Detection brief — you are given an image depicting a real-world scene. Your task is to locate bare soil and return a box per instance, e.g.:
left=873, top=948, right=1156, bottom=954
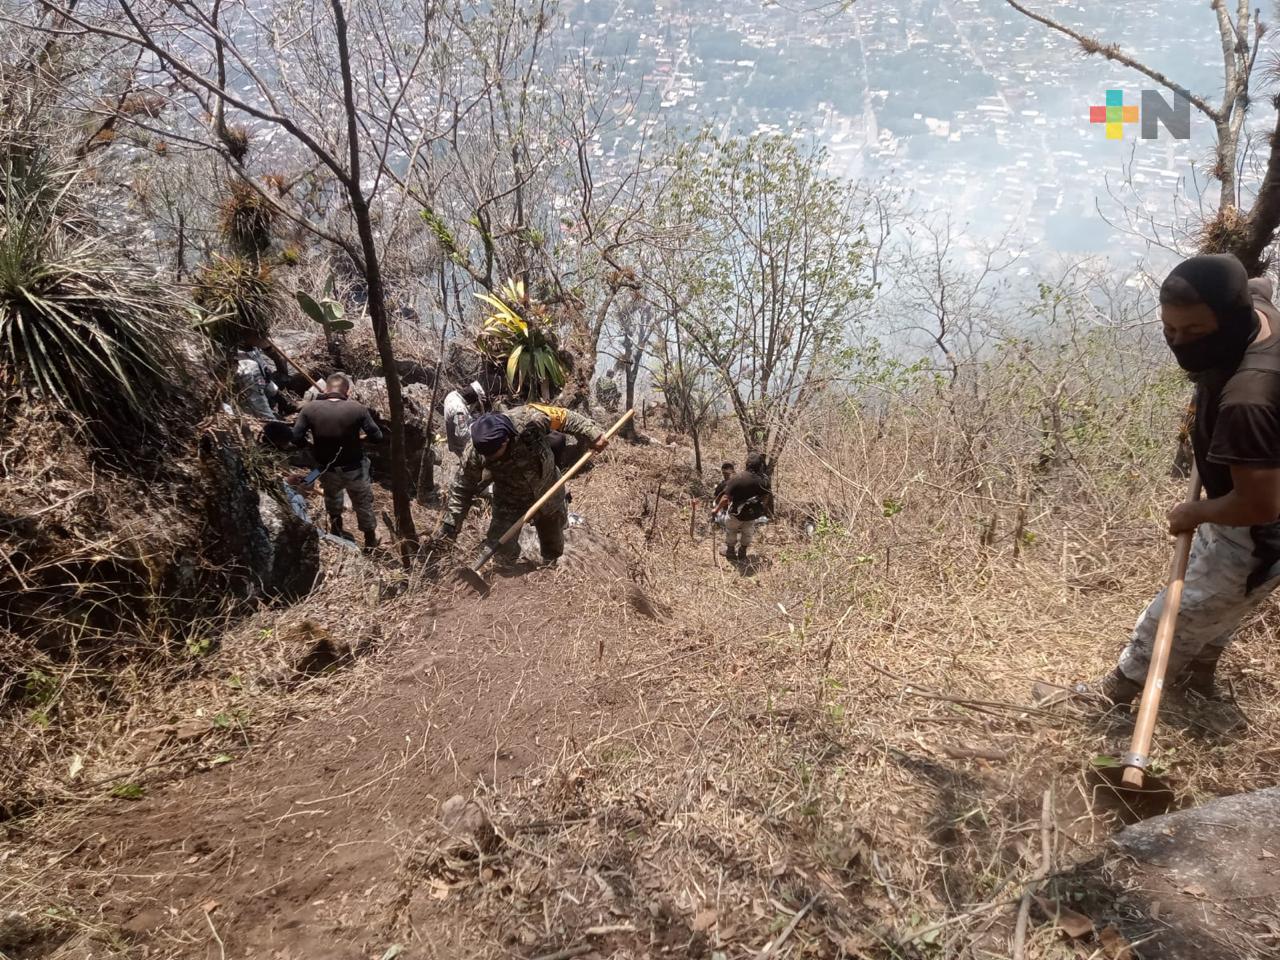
left=5, top=439, right=1280, bottom=960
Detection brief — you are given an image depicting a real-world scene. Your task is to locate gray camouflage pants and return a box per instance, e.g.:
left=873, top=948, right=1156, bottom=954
left=487, top=496, right=568, bottom=563
left=723, top=516, right=757, bottom=554
left=1117, top=522, right=1280, bottom=683
left=320, top=459, right=377, bottom=533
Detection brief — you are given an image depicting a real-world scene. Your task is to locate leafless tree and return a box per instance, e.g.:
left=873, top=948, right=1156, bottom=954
left=888, top=214, right=1022, bottom=387
left=401, top=5, right=660, bottom=409
left=13, top=0, right=530, bottom=557
left=1005, top=0, right=1280, bottom=275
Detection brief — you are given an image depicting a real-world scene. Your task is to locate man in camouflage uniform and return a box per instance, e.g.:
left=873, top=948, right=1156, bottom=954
left=439, top=404, right=606, bottom=564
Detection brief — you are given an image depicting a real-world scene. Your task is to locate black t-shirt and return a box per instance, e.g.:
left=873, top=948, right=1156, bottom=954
left=1193, top=279, right=1280, bottom=500
left=292, top=395, right=383, bottom=469
left=722, top=470, right=771, bottom=521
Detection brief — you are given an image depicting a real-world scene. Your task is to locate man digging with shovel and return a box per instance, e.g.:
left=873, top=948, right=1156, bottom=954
left=438, top=404, right=608, bottom=567
left=1090, top=255, right=1280, bottom=725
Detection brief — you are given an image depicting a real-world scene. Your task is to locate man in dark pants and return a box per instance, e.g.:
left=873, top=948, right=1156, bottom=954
left=291, top=373, right=383, bottom=550
left=440, top=404, right=606, bottom=564
left=1095, top=255, right=1280, bottom=709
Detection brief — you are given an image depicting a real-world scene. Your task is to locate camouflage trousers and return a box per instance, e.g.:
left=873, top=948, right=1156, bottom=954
left=1118, top=522, right=1280, bottom=684
left=723, top=517, right=757, bottom=554
left=320, top=459, right=377, bottom=533
left=487, top=495, right=568, bottom=563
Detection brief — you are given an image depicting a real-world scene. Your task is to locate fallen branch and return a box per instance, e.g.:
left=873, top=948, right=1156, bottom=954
left=1013, top=787, right=1054, bottom=960
left=755, top=895, right=817, bottom=959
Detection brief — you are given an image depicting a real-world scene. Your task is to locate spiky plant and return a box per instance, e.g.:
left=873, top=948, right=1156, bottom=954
left=0, top=159, right=186, bottom=429
left=193, top=253, right=279, bottom=348
left=476, top=278, right=564, bottom=400
left=217, top=180, right=275, bottom=257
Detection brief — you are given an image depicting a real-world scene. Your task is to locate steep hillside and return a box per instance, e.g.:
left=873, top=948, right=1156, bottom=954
left=4, top=436, right=1279, bottom=959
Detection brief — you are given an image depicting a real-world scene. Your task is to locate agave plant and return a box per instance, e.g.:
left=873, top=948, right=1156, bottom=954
left=476, top=278, right=564, bottom=399
left=0, top=159, right=185, bottom=428
left=193, top=253, right=280, bottom=348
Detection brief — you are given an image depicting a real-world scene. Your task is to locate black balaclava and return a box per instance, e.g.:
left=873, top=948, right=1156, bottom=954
left=1160, top=254, right=1258, bottom=373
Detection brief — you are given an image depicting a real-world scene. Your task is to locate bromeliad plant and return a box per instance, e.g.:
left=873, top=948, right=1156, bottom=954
left=0, top=156, right=185, bottom=430
left=193, top=253, right=280, bottom=349
left=475, top=278, right=565, bottom=400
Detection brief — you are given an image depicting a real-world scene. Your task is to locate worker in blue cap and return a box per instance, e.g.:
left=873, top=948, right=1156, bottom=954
left=439, top=404, right=607, bottom=564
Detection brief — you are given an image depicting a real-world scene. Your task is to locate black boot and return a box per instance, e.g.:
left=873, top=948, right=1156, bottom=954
left=362, top=529, right=379, bottom=552
left=330, top=515, right=354, bottom=542
left=1181, top=648, right=1224, bottom=700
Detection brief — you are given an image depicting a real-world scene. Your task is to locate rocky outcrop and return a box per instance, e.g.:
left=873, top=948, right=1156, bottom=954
left=198, top=423, right=319, bottom=600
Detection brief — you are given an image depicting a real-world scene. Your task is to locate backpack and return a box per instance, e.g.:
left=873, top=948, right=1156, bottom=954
left=732, top=495, right=766, bottom=522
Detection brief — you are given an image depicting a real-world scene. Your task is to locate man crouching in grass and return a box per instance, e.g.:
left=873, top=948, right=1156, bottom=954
left=1094, top=254, right=1280, bottom=711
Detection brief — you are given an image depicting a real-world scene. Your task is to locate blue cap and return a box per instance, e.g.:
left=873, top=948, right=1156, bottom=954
left=470, top=412, right=517, bottom=455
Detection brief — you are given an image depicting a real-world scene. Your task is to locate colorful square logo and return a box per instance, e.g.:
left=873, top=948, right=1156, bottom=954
left=1090, top=89, right=1140, bottom=139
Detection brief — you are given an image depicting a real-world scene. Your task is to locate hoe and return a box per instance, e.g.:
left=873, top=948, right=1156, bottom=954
left=456, top=408, right=635, bottom=596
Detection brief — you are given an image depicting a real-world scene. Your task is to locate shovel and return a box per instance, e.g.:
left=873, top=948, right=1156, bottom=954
left=1102, top=465, right=1203, bottom=799
left=455, top=408, right=636, bottom=596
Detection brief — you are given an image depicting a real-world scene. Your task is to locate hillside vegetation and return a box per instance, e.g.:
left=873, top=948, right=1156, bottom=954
left=3, top=2, right=1280, bottom=959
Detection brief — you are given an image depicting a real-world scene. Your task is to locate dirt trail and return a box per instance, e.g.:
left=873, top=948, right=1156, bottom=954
left=42, top=555, right=648, bottom=959
left=10, top=442, right=1280, bottom=960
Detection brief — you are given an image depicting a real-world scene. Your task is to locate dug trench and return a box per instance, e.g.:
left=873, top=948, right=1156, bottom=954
left=5, top=442, right=1280, bottom=959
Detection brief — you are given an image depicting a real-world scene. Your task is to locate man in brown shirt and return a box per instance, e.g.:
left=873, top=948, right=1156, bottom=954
left=1098, top=255, right=1280, bottom=709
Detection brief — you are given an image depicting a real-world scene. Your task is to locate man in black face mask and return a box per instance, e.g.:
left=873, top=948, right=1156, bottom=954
left=1094, top=254, right=1280, bottom=710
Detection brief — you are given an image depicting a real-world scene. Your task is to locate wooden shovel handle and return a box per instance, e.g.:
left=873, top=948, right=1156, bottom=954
left=1122, top=464, right=1202, bottom=787
left=493, top=407, right=636, bottom=549
left=266, top=337, right=319, bottom=387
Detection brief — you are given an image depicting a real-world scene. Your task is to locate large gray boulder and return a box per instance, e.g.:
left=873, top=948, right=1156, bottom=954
left=1103, top=787, right=1280, bottom=959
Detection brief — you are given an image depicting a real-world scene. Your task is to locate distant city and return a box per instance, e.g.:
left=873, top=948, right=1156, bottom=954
left=558, top=0, right=1231, bottom=271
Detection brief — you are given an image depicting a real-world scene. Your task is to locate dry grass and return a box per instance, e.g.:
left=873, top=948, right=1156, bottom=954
left=4, top=353, right=1280, bottom=958
left=378, top=397, right=1280, bottom=959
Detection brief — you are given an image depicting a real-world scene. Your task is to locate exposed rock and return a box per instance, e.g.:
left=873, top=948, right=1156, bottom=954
left=1103, top=787, right=1280, bottom=959
left=347, top=376, right=438, bottom=493
left=439, top=794, right=497, bottom=852
left=198, top=424, right=319, bottom=601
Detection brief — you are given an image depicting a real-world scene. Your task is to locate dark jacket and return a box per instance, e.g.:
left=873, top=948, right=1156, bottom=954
left=718, top=469, right=771, bottom=521
left=291, top=394, right=382, bottom=470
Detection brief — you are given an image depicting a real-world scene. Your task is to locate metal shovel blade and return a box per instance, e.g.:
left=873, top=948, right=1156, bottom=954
left=454, top=565, right=490, bottom=596
left=1087, top=760, right=1176, bottom=822
left=454, top=542, right=497, bottom=596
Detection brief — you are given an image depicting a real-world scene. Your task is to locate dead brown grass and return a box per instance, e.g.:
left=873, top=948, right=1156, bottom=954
left=380, top=395, right=1280, bottom=959
left=5, top=361, right=1280, bottom=958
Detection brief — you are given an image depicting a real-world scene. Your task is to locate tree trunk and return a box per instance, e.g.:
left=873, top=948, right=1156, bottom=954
left=355, top=206, right=417, bottom=554
left=623, top=356, right=638, bottom=439
left=330, top=0, right=415, bottom=559
left=416, top=269, right=453, bottom=505
left=1234, top=100, right=1280, bottom=276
